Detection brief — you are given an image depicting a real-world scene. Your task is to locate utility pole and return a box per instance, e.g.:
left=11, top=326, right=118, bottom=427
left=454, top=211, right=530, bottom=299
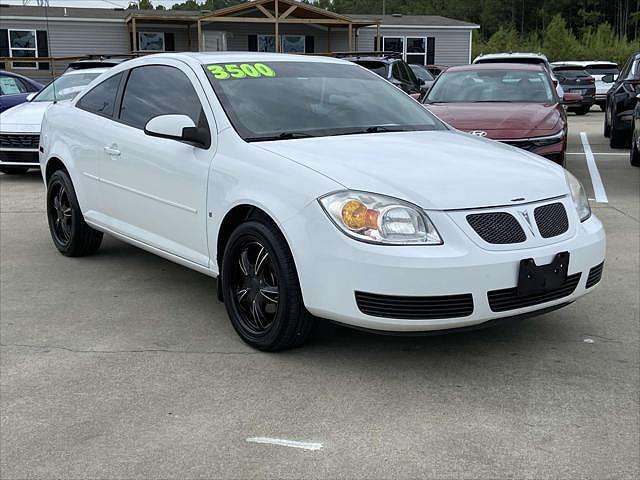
left=382, top=0, right=386, bottom=16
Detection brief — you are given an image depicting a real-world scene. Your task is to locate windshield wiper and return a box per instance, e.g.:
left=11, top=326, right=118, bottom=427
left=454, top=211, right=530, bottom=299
left=364, top=125, right=405, bottom=133
left=245, top=131, right=316, bottom=142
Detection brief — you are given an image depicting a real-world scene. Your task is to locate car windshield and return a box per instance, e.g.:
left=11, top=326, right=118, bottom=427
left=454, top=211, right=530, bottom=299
left=426, top=69, right=555, bottom=103
left=204, top=61, right=445, bottom=141
left=33, top=71, right=103, bottom=102
left=410, top=65, right=434, bottom=82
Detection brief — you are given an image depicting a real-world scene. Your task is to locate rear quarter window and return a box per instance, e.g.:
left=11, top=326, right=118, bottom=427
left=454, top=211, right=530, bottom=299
left=77, top=73, right=123, bottom=118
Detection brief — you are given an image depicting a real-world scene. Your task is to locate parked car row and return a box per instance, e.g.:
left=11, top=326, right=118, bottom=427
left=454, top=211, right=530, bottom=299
left=0, top=57, right=130, bottom=174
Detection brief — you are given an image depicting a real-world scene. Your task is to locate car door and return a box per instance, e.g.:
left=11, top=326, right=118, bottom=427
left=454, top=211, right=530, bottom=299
left=73, top=71, right=126, bottom=216
left=99, top=61, right=215, bottom=267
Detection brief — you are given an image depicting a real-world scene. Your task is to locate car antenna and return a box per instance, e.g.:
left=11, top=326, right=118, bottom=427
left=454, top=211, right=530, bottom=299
left=44, top=3, right=57, bottom=104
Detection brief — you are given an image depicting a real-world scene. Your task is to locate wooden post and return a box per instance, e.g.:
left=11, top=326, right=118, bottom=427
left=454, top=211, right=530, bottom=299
left=348, top=23, right=353, bottom=51
left=187, top=24, right=192, bottom=51
left=327, top=26, right=331, bottom=53
left=132, top=18, right=138, bottom=53
left=197, top=19, right=202, bottom=52
left=275, top=0, right=280, bottom=53
left=376, top=23, right=380, bottom=51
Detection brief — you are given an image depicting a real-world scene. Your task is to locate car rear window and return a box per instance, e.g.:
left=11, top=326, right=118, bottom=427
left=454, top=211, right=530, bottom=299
left=553, top=68, right=591, bottom=78
left=0, top=76, right=28, bottom=95
left=585, top=64, right=618, bottom=75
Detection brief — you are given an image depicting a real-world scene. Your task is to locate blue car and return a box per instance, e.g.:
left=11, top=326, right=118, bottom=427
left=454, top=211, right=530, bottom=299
left=0, top=71, right=43, bottom=113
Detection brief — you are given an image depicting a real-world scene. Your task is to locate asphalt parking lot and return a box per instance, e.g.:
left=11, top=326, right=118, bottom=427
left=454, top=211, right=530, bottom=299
left=1, top=110, right=638, bottom=479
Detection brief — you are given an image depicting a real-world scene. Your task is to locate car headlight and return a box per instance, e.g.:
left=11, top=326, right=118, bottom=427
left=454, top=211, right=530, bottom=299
left=318, top=191, right=442, bottom=245
left=565, top=171, right=591, bottom=222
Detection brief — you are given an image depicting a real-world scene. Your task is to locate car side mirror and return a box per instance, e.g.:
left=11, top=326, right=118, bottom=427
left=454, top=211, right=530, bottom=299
left=636, top=93, right=640, bottom=100
left=601, top=74, right=614, bottom=83
left=26, top=93, right=36, bottom=102
left=562, top=92, right=583, bottom=104
left=144, top=114, right=210, bottom=149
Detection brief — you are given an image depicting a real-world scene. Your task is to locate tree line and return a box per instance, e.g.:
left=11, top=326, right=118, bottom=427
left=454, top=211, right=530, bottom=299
left=129, top=0, right=639, bottom=65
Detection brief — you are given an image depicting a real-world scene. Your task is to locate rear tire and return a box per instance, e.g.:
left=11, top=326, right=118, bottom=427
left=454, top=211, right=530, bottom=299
left=604, top=106, right=611, bottom=137
left=46, top=170, right=103, bottom=257
left=221, top=218, right=314, bottom=351
left=609, top=124, right=628, bottom=149
left=0, top=166, right=29, bottom=175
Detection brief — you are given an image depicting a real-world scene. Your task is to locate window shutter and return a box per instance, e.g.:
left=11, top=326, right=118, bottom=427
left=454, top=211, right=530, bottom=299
left=36, top=30, right=49, bottom=70
left=304, top=35, right=314, bottom=53
left=0, top=30, right=9, bottom=59
left=165, top=32, right=175, bottom=52
left=248, top=34, right=258, bottom=52
left=426, top=37, right=435, bottom=65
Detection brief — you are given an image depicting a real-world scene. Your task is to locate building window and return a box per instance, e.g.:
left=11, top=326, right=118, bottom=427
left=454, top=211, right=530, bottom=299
left=383, top=37, right=404, bottom=55
left=406, top=37, right=426, bottom=65
left=382, top=36, right=435, bottom=66
left=138, top=32, right=165, bottom=52
left=257, top=35, right=305, bottom=54
left=9, top=29, right=37, bottom=69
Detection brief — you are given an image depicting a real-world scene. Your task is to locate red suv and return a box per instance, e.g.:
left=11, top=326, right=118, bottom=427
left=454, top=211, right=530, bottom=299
left=422, top=63, right=581, bottom=165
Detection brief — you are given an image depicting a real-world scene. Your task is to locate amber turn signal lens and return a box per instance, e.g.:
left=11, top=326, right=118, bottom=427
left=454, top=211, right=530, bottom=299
left=341, top=200, right=379, bottom=231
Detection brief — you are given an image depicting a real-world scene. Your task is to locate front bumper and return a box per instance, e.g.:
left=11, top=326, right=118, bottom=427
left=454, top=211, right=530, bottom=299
left=499, top=133, right=565, bottom=165
left=285, top=200, right=605, bottom=332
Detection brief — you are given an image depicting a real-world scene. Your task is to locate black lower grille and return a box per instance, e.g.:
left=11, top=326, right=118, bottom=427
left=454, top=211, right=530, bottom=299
left=0, top=151, right=39, bottom=164
left=534, top=202, right=569, bottom=238
left=488, top=273, right=581, bottom=312
left=586, top=262, right=604, bottom=288
left=355, top=291, right=474, bottom=319
left=0, top=134, right=40, bottom=149
left=467, top=212, right=526, bottom=244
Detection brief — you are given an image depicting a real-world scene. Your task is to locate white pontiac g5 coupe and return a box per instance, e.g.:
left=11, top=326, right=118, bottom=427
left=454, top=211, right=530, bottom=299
left=39, top=53, right=606, bottom=351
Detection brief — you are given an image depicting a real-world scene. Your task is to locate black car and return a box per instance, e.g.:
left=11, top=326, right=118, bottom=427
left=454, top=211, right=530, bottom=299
left=551, top=65, right=596, bottom=115
left=631, top=93, right=639, bottom=167
left=340, top=52, right=422, bottom=97
left=604, top=52, right=640, bottom=148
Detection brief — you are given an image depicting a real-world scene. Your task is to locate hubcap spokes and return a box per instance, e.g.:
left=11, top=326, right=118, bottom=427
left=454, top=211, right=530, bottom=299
left=51, top=185, right=72, bottom=244
left=233, top=241, right=279, bottom=333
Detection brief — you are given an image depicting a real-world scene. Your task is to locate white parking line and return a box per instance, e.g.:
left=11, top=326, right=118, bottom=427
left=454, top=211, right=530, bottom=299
left=566, top=152, right=628, bottom=156
left=246, top=437, right=323, bottom=451
left=579, top=132, right=609, bottom=203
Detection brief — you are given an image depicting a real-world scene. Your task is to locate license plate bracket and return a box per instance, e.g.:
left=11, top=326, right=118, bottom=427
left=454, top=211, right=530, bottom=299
left=517, top=252, right=569, bottom=297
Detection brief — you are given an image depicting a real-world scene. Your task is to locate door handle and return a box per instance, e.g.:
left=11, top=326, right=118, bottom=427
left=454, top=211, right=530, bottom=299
left=104, top=146, right=121, bottom=157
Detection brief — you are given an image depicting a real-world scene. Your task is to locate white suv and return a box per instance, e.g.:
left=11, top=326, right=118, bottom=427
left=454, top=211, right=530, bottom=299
left=39, top=53, right=605, bottom=350
left=473, top=52, right=564, bottom=97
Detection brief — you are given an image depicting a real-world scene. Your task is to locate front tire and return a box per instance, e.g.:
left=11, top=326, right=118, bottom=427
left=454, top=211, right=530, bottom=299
left=0, top=166, right=29, bottom=175
left=221, top=219, right=314, bottom=351
left=631, top=132, right=640, bottom=167
left=46, top=170, right=103, bottom=256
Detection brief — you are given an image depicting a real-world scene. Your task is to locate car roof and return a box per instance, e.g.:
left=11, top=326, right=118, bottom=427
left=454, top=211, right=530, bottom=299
left=552, top=61, right=618, bottom=68
left=444, top=63, right=545, bottom=73
left=475, top=52, right=548, bottom=61
left=62, top=67, right=110, bottom=76
left=162, top=52, right=350, bottom=65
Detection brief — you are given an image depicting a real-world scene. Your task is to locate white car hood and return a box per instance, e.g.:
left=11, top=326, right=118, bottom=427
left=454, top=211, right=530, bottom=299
left=0, top=101, right=51, bottom=132
left=257, top=130, right=568, bottom=210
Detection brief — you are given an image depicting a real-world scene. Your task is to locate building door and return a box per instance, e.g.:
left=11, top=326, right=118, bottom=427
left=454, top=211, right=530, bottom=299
left=204, top=31, right=227, bottom=52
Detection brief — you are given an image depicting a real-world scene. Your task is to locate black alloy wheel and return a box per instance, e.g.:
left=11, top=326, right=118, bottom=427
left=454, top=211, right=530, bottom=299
left=231, top=240, right=280, bottom=334
left=221, top=219, right=314, bottom=351
left=46, top=170, right=103, bottom=256
left=49, top=180, right=73, bottom=246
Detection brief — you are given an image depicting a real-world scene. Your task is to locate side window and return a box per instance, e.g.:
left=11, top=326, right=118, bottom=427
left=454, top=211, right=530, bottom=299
left=391, top=62, right=404, bottom=83
left=77, top=72, right=123, bottom=118
left=0, top=76, right=28, bottom=95
left=403, top=62, right=420, bottom=88
left=119, top=65, right=207, bottom=131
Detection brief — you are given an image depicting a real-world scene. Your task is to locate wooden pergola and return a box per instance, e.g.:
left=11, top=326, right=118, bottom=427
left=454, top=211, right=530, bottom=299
left=124, top=11, right=201, bottom=53
left=196, top=0, right=380, bottom=53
